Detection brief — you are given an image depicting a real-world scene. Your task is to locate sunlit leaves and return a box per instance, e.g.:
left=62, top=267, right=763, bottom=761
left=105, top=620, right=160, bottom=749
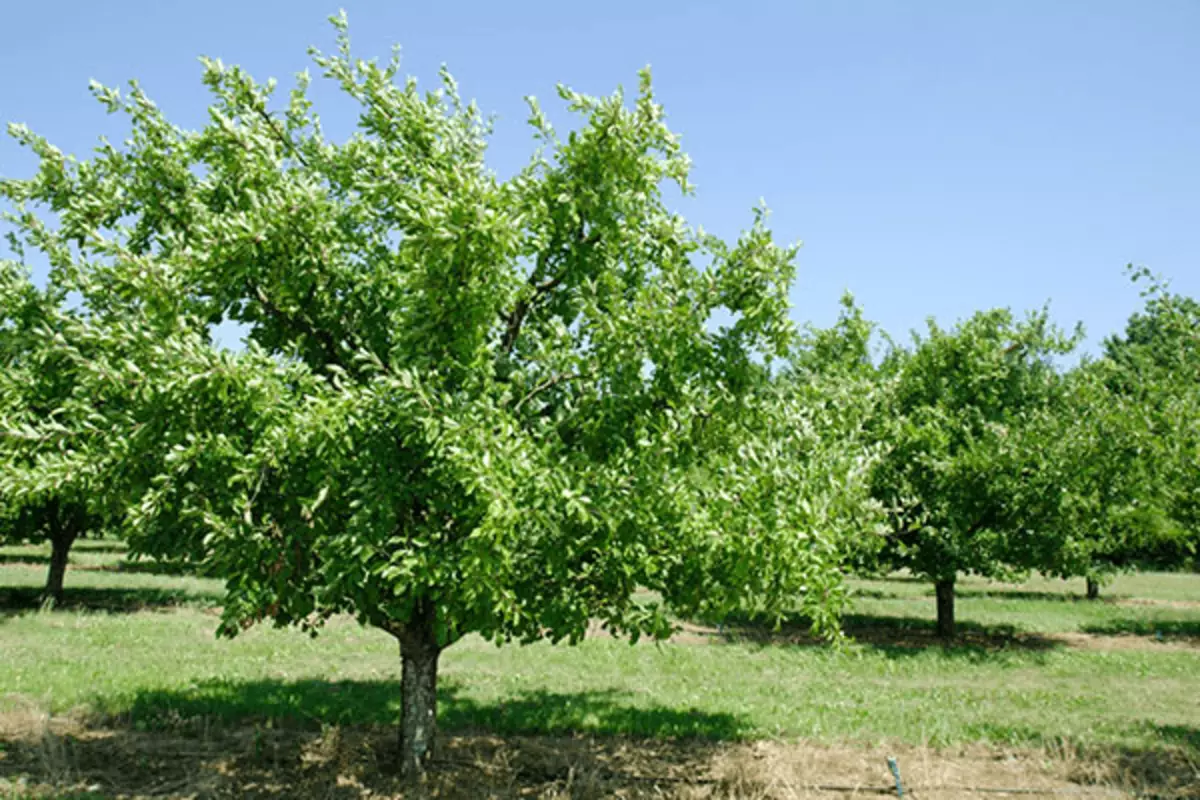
left=1, top=18, right=860, bottom=649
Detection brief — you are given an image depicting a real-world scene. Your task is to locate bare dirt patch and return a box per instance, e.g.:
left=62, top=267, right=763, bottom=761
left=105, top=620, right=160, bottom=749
left=1, top=711, right=1195, bottom=799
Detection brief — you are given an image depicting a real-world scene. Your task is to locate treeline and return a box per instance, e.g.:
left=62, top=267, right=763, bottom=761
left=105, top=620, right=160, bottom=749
left=1, top=17, right=1196, bottom=774
left=791, top=275, right=1198, bottom=637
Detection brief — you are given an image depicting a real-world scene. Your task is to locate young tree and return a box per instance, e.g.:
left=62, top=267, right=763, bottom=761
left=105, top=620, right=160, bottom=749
left=0, top=263, right=107, bottom=605
left=869, top=308, right=1080, bottom=638
left=2, top=17, right=865, bottom=774
left=1092, top=268, right=1200, bottom=576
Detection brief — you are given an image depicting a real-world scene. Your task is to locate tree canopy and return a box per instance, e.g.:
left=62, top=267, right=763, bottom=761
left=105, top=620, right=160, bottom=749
left=868, top=308, right=1082, bottom=637
left=1, top=16, right=870, bottom=773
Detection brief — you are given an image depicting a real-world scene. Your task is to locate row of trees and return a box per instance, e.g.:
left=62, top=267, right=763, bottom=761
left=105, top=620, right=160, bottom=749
left=2, top=17, right=1196, bottom=774
left=803, top=277, right=1198, bottom=638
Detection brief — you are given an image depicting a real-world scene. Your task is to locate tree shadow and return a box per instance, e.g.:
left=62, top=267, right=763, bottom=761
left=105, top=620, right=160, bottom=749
left=954, top=589, right=1106, bottom=603
left=0, top=554, right=198, bottom=577
left=702, top=610, right=1063, bottom=661
left=71, top=541, right=129, bottom=554
left=99, top=559, right=205, bottom=577
left=1081, top=618, right=1200, bottom=642
left=865, top=574, right=928, bottom=584
left=0, top=725, right=729, bottom=800
left=0, top=677, right=749, bottom=797
left=0, top=552, right=50, bottom=565
left=0, top=585, right=219, bottom=617
left=3, top=679, right=1194, bottom=799
left=106, top=678, right=749, bottom=742
left=846, top=587, right=908, bottom=600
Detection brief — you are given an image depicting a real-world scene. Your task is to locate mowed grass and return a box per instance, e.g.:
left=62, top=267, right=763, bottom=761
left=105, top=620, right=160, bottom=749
left=1, top=540, right=1197, bottom=762
left=846, top=570, right=1200, bottom=639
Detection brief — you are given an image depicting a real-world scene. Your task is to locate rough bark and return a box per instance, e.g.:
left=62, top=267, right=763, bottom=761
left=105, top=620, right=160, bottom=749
left=42, top=513, right=78, bottom=609
left=396, top=606, right=442, bottom=778
left=935, top=578, right=956, bottom=639
left=1086, top=577, right=1100, bottom=600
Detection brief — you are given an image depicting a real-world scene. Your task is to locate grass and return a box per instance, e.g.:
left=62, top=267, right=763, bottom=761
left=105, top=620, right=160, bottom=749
left=1, top=541, right=1198, bottom=797
left=846, top=571, right=1200, bottom=639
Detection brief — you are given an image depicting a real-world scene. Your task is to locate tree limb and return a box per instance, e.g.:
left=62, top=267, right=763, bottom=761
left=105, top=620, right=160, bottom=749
left=246, top=281, right=347, bottom=370
left=514, top=371, right=584, bottom=412
left=254, top=105, right=309, bottom=167
left=502, top=266, right=563, bottom=355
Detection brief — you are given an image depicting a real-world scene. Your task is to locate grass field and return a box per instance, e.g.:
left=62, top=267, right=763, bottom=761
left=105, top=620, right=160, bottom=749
left=1, top=540, right=1197, bottom=798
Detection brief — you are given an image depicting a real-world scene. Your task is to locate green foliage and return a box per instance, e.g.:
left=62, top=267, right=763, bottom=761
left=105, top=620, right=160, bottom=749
left=0, top=17, right=863, bottom=651
left=0, top=261, right=105, bottom=566
left=1105, top=266, right=1200, bottom=386
left=998, top=357, right=1179, bottom=580
left=784, top=293, right=891, bottom=573
left=868, top=307, right=1084, bottom=584
left=1093, top=267, right=1200, bottom=565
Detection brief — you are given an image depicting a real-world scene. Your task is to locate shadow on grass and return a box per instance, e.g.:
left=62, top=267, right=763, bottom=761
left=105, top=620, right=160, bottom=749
left=860, top=574, right=927, bottom=584
left=846, top=587, right=908, bottom=600
left=2, top=679, right=1195, bottom=799
left=99, top=558, right=206, bottom=577
left=704, top=611, right=1064, bottom=660
left=850, top=587, right=1105, bottom=603
left=0, top=721, right=730, bottom=799
left=107, top=678, right=749, bottom=741
left=71, top=541, right=129, bottom=554
left=1081, top=618, right=1200, bottom=641
left=0, top=585, right=219, bottom=617
left=0, top=678, right=745, bottom=796
left=954, top=589, right=1109, bottom=603
left=0, top=552, right=51, bottom=566
left=0, top=554, right=200, bottom=578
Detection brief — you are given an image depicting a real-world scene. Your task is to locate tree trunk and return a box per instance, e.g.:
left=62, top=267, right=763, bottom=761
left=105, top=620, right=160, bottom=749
left=1086, top=577, right=1100, bottom=600
left=397, top=610, right=442, bottom=778
left=42, top=518, right=77, bottom=609
left=935, top=578, right=956, bottom=640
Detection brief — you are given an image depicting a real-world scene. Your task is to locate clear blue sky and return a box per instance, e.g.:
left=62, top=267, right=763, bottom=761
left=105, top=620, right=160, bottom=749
left=2, top=1, right=1197, bottom=353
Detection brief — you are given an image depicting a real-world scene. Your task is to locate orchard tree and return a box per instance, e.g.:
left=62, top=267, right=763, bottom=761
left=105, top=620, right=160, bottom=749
left=1000, top=357, right=1180, bottom=600
left=2, top=17, right=866, bottom=774
left=870, top=308, right=1080, bottom=638
left=1103, top=268, right=1200, bottom=561
left=0, top=254, right=280, bottom=604
left=0, top=262, right=108, bottom=605
left=1105, top=267, right=1200, bottom=387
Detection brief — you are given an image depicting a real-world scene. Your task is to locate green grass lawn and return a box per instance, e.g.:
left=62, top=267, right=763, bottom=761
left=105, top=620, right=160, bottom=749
left=1, top=541, right=1198, bottom=796
left=846, top=571, right=1200, bottom=639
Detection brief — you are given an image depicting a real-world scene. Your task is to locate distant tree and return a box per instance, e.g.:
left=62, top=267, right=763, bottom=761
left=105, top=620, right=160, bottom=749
left=0, top=257, right=268, bottom=604
left=869, top=308, right=1081, bottom=638
left=1105, top=267, right=1200, bottom=387
left=0, top=263, right=107, bottom=606
left=1, top=17, right=869, bottom=775
left=1000, top=357, right=1182, bottom=599
left=1088, top=268, right=1200, bottom=577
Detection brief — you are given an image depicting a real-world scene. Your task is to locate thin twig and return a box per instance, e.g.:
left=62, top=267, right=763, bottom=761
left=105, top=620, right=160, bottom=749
left=254, top=105, right=309, bottom=167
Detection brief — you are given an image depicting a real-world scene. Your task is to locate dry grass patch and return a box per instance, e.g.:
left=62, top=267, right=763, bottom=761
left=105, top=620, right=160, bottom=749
left=2, top=712, right=1197, bottom=799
